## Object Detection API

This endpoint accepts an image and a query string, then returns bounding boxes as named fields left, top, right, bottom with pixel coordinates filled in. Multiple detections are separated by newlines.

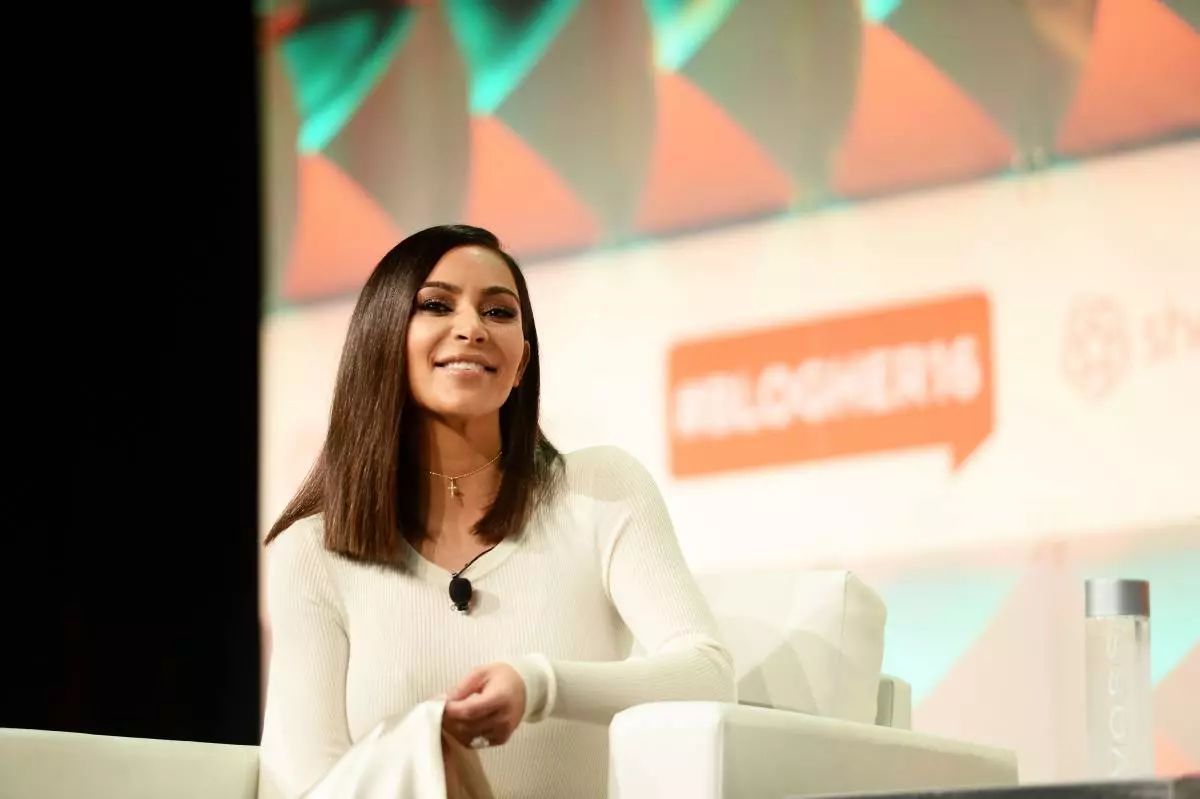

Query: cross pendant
left=447, top=478, right=460, bottom=497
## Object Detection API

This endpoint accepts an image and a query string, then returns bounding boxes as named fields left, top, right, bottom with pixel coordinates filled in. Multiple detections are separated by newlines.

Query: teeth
left=442, top=361, right=485, bottom=372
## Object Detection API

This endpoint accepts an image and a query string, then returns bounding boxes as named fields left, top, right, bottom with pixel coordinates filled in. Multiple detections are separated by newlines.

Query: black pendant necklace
left=449, top=545, right=496, bottom=614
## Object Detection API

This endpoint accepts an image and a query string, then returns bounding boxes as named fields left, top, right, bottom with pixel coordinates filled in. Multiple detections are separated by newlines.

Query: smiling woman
left=265, top=225, right=557, bottom=560
left=407, top=250, right=528, bottom=430
left=257, top=224, right=735, bottom=799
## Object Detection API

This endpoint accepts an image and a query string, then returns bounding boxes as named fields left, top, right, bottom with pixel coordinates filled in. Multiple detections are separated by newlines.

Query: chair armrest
left=876, top=674, right=913, bottom=730
left=0, top=727, right=260, bottom=799
left=608, top=702, right=1017, bottom=799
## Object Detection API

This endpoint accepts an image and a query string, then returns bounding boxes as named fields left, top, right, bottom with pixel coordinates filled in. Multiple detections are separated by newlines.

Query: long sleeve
left=509, top=447, right=736, bottom=725
left=258, top=518, right=355, bottom=798
left=257, top=519, right=474, bottom=799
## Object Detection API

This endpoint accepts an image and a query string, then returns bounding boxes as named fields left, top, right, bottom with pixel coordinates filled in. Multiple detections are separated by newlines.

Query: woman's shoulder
left=264, top=513, right=328, bottom=570
left=559, top=445, right=660, bottom=500
left=263, top=514, right=345, bottom=609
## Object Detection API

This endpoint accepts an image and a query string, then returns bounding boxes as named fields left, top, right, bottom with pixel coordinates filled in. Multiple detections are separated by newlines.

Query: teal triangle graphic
left=645, top=0, right=740, bottom=72
left=282, top=10, right=415, bottom=153
left=1074, top=546, right=1200, bottom=686
left=863, top=0, right=905, bottom=23
left=446, top=0, right=581, bottom=115
left=878, top=568, right=1020, bottom=705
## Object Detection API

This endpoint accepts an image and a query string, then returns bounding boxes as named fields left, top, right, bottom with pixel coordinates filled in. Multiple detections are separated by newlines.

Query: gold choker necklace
left=427, top=451, right=502, bottom=498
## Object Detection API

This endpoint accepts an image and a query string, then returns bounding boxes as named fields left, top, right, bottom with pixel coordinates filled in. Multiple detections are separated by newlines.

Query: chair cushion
left=0, top=727, right=259, bottom=799
left=608, top=701, right=1019, bottom=799
left=694, top=569, right=886, bottom=724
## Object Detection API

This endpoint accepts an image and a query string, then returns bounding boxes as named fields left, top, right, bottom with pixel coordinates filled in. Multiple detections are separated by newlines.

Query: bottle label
left=1105, top=628, right=1128, bottom=777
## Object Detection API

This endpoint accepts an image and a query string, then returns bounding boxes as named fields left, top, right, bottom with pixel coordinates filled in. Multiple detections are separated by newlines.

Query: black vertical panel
left=3, top=4, right=263, bottom=745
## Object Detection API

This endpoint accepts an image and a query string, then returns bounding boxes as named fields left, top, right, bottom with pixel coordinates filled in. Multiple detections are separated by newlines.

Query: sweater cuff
left=505, top=653, right=557, bottom=723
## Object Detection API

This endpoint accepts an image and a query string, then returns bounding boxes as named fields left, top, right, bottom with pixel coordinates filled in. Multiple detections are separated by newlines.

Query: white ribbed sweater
left=258, top=446, right=736, bottom=799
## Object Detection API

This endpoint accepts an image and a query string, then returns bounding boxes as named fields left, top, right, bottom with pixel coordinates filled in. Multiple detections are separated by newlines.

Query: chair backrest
left=694, top=569, right=888, bottom=725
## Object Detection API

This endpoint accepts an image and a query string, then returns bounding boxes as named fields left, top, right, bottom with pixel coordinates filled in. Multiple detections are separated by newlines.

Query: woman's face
left=405, top=245, right=529, bottom=422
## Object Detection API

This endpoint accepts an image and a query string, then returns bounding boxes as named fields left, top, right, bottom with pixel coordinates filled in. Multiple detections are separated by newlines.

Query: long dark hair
left=265, top=224, right=562, bottom=564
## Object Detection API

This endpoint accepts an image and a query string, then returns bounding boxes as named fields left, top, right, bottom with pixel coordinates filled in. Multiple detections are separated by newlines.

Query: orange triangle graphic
left=634, top=71, right=792, bottom=235
left=463, top=116, right=600, bottom=258
left=284, top=154, right=401, bottom=303
left=1156, top=730, right=1197, bottom=776
left=833, top=24, right=1012, bottom=198
left=1057, top=0, right=1200, bottom=155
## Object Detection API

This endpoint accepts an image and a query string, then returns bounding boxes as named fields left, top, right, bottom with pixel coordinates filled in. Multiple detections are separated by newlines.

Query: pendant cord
left=452, top=545, right=497, bottom=578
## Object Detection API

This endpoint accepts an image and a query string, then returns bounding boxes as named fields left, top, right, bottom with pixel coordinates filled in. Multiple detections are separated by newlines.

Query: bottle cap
left=1085, top=577, right=1150, bottom=618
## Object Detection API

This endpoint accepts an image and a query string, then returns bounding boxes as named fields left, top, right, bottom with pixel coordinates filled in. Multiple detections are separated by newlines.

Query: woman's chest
left=333, top=528, right=628, bottom=737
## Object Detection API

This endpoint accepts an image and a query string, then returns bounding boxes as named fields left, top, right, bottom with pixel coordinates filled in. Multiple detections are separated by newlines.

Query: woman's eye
left=484, top=306, right=517, bottom=320
left=419, top=299, right=451, bottom=314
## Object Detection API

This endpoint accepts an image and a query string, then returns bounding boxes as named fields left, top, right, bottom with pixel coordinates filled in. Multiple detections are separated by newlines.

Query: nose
left=452, top=307, right=487, bottom=343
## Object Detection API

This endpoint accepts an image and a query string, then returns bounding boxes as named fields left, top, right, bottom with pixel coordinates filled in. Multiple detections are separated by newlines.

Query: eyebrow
left=421, top=281, right=518, bottom=300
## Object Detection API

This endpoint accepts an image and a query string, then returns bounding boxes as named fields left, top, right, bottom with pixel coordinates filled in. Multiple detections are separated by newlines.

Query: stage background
left=257, top=0, right=1199, bottom=782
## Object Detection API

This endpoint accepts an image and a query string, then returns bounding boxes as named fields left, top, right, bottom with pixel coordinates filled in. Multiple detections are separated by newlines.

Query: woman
left=258, top=225, right=735, bottom=798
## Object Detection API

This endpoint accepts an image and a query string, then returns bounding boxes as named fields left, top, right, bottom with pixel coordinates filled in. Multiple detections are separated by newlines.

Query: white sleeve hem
left=505, top=653, right=558, bottom=724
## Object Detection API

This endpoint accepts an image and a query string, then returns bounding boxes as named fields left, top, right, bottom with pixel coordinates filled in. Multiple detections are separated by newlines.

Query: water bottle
left=1084, top=577, right=1153, bottom=780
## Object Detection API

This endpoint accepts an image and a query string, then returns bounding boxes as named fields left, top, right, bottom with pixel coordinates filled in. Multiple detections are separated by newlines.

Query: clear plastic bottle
left=1084, top=577, right=1153, bottom=780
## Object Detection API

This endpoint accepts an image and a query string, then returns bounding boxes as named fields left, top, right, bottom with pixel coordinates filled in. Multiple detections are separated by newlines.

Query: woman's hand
left=442, top=663, right=526, bottom=749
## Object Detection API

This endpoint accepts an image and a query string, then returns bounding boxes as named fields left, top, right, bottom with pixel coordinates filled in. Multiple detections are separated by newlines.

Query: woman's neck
left=414, top=414, right=502, bottom=546
left=419, top=414, right=502, bottom=475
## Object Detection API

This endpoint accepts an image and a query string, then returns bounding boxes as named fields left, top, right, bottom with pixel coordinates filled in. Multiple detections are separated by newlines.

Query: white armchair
left=0, top=726, right=259, bottom=799
left=0, top=571, right=1017, bottom=798
left=608, top=569, right=1018, bottom=798
left=609, top=689, right=1016, bottom=799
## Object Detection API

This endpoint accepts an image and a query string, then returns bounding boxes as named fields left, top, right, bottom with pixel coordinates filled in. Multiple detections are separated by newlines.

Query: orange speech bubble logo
left=667, top=292, right=994, bottom=477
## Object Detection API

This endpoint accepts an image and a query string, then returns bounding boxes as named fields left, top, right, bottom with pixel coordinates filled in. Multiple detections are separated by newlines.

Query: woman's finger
left=479, top=722, right=514, bottom=747
left=460, top=724, right=510, bottom=749
left=447, top=667, right=489, bottom=702
left=444, top=708, right=504, bottom=744
left=443, top=720, right=477, bottom=749
left=445, top=692, right=501, bottom=722
left=446, top=707, right=503, bottom=732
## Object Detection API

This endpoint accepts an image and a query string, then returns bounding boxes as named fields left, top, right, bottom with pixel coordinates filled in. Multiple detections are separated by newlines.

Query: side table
left=797, top=777, right=1197, bottom=799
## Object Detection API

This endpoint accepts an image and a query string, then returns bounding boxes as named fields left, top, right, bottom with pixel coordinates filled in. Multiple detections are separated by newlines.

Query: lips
left=435, top=356, right=496, bottom=374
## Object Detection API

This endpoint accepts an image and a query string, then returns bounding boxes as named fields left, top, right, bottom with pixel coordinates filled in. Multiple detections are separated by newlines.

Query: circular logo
left=1062, top=295, right=1132, bottom=401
